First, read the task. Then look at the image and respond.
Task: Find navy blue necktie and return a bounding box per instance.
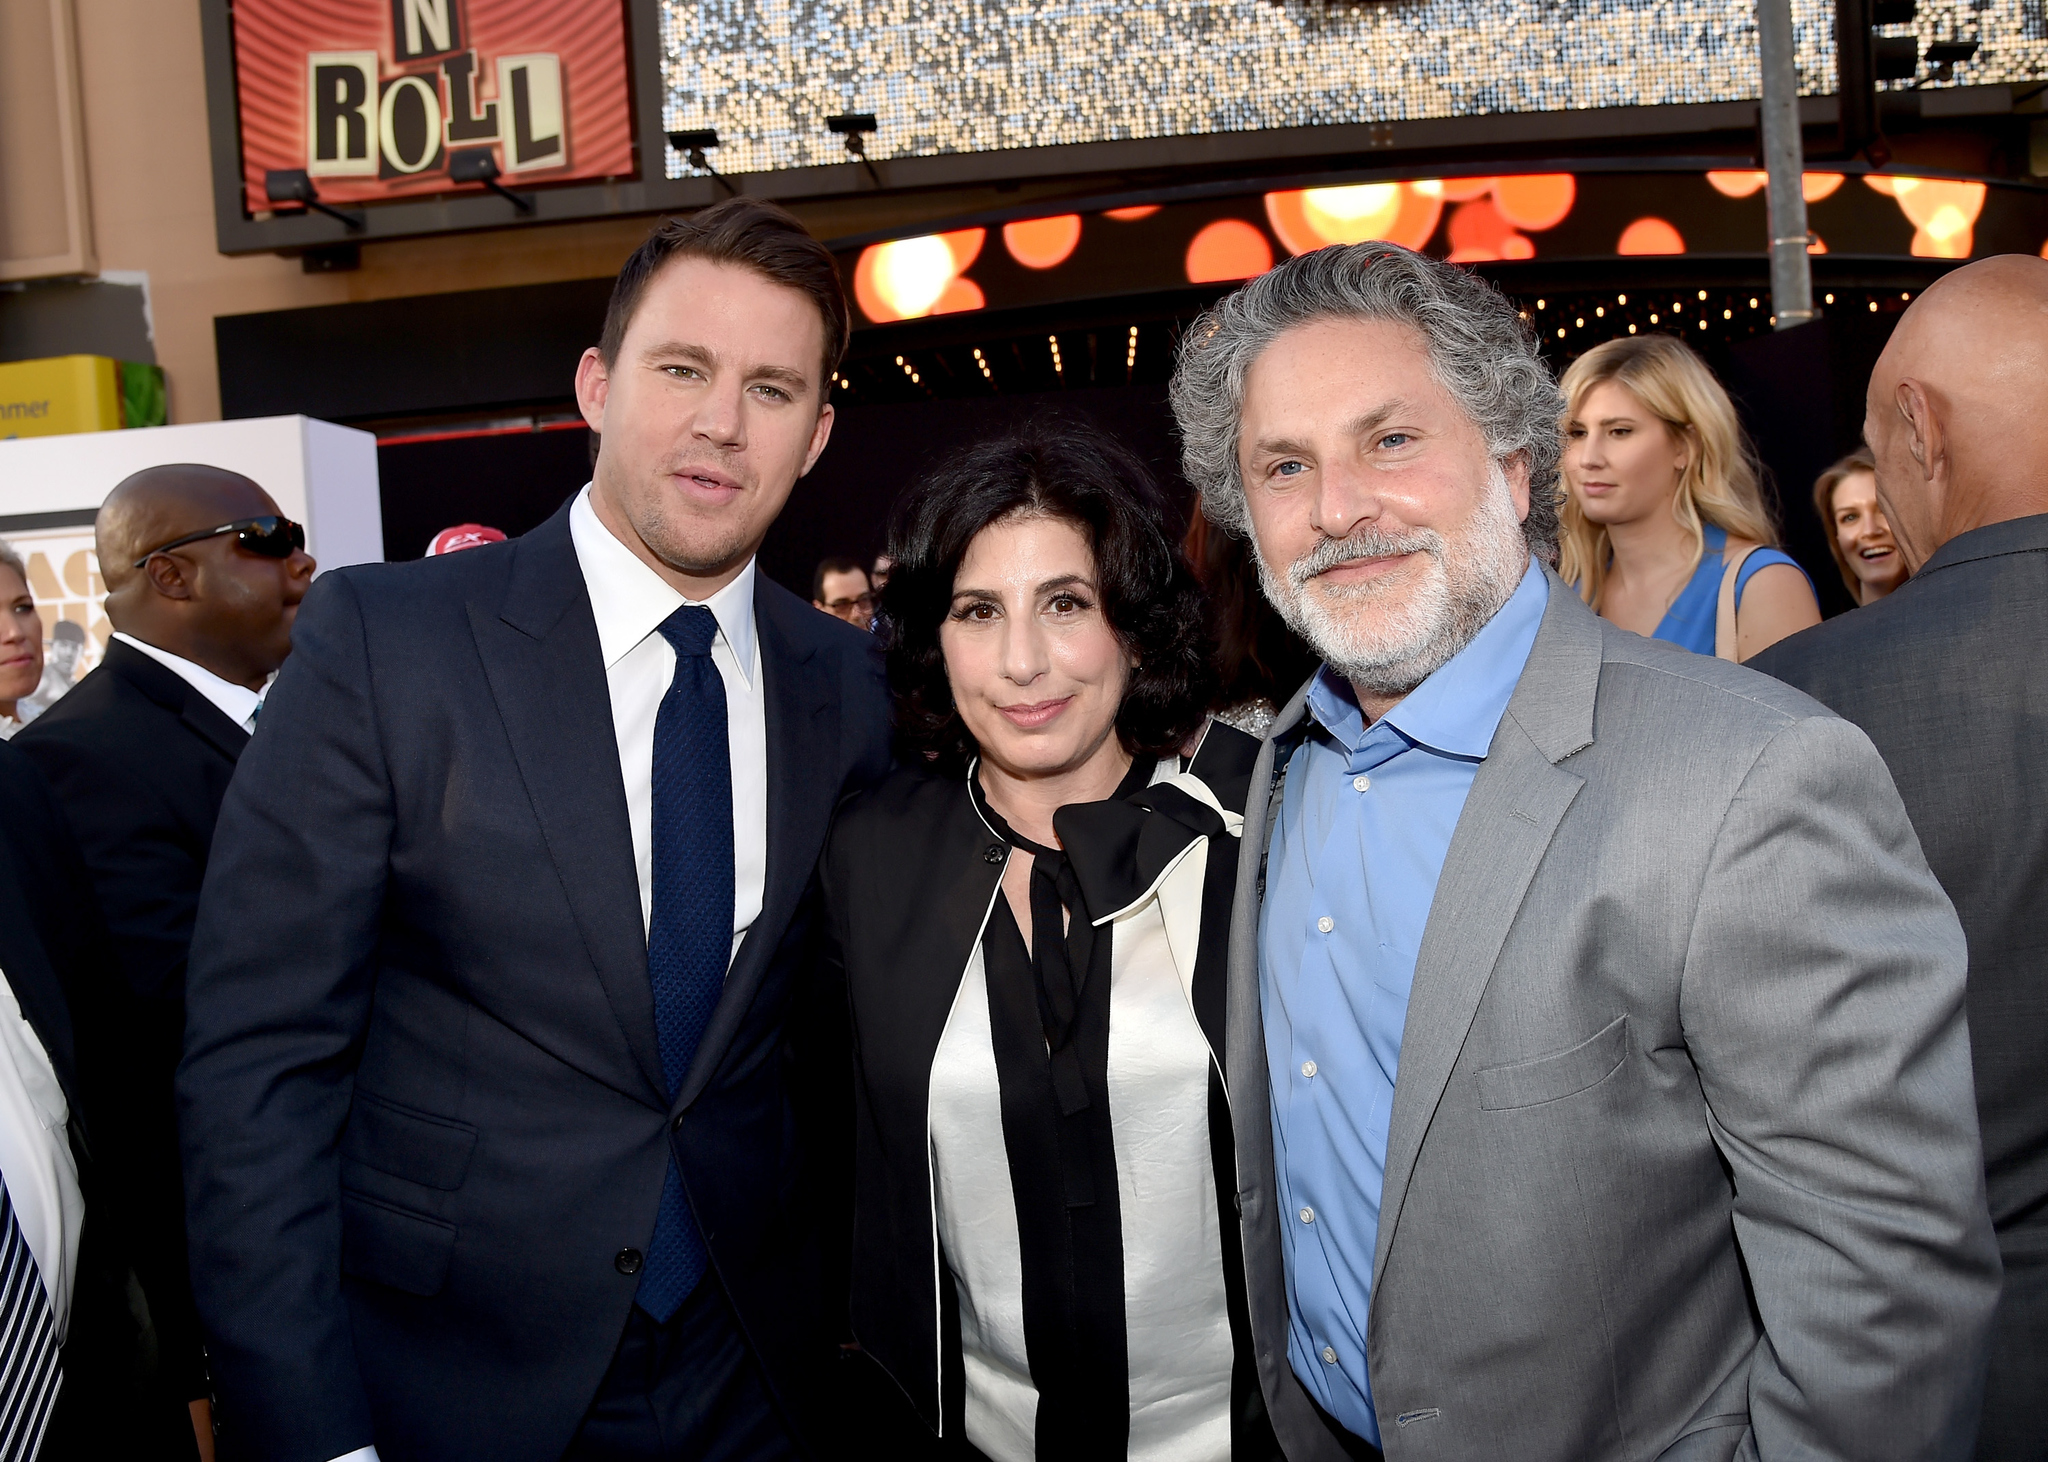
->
[636,604,734,1321]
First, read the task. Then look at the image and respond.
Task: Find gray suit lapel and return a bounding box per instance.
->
[1226,676,1354,1461]
[1369,571,1601,1298]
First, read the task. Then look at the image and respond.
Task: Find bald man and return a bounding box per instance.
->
[17,463,314,1457]
[1753,256,2048,1461]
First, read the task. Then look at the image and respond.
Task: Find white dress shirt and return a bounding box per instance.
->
[322,492,771,1462]
[111,631,265,734]
[0,971,83,1346]
[569,485,767,954]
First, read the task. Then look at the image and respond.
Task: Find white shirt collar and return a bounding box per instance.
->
[110,632,265,731]
[567,485,758,684]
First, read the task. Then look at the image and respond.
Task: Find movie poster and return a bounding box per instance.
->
[231,0,635,214]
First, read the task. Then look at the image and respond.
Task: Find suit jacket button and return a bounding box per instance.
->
[984,844,1005,864]
[671,1112,686,1132]
[615,1248,644,1276]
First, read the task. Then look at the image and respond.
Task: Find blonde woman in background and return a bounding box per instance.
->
[1559,334,1820,660]
[0,542,45,738]
[1812,446,1908,606]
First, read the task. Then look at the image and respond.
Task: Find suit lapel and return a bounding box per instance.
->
[676,577,840,1108]
[102,640,249,763]
[467,510,667,1106]
[1368,573,1601,1298]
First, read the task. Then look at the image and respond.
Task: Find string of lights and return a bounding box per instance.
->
[832,287,1925,404]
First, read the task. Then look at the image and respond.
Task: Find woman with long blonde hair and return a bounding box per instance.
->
[1559,334,1819,660]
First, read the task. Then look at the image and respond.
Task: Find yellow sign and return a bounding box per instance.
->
[0,355,122,439]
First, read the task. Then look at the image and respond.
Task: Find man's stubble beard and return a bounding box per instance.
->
[1252,460,1529,699]
[609,460,761,580]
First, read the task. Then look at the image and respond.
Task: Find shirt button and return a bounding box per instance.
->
[1353,774,1371,792]
[1321,1345,1339,1365]
[1299,1206,1315,1224]
[1317,916,1334,934]
[1301,1060,1317,1078]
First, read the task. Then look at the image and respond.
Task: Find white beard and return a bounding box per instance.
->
[1253,461,1529,698]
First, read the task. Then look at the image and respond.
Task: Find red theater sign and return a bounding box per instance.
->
[229,0,634,213]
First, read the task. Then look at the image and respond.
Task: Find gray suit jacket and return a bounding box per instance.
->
[1229,570,2001,1462]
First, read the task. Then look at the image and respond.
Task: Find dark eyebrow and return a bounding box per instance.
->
[750,363,812,393]
[640,341,812,395]
[948,573,1094,603]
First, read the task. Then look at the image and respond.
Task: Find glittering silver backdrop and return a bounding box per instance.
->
[660,0,2040,179]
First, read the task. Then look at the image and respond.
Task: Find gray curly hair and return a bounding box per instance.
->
[1168,242,1563,561]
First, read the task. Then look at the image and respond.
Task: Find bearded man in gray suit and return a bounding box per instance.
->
[1167,243,2001,1462]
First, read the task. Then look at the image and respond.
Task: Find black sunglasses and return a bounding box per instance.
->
[134,515,306,568]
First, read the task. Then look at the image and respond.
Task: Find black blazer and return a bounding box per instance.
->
[14,635,244,1403]
[176,503,892,1462]
[1751,512,2048,1461]
[820,727,1262,1439]
[0,743,200,1458]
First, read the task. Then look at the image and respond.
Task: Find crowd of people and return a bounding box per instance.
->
[0,196,2038,1462]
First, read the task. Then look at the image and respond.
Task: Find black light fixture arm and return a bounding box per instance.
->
[448,149,535,214]
[826,113,883,187]
[262,169,366,231]
[667,130,738,196]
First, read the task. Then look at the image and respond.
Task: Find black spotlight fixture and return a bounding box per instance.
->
[826,113,882,186]
[448,148,535,213]
[666,129,737,196]
[263,169,365,231]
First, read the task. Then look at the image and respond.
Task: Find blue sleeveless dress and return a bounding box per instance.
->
[1652,524,1811,656]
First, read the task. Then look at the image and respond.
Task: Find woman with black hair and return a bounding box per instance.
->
[821,420,1275,1462]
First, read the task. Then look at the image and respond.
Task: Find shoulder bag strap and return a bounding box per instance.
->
[1713,543,1761,661]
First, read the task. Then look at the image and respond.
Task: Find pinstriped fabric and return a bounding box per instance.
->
[0,1185,59,1461]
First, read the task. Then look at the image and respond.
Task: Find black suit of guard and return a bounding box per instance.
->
[0,742,201,1458]
[176,502,892,1462]
[15,635,248,1412]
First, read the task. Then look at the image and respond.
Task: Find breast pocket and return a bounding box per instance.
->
[341,1090,478,1190]
[1476,1014,1629,1111]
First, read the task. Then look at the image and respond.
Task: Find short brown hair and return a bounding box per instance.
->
[598,198,850,386]
[1811,446,1877,596]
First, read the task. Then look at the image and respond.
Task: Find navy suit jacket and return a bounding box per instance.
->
[177,503,891,1462]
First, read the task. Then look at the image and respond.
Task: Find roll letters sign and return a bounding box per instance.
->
[231,0,633,212]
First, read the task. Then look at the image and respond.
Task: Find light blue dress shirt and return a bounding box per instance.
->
[1260,559,1547,1444]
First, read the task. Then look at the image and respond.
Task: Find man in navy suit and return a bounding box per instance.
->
[177,199,891,1462]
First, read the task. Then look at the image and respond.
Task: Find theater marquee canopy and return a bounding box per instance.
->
[203,0,2047,252]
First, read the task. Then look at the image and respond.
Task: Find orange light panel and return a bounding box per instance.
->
[1003,215,1083,269]
[1444,198,1533,263]
[1437,176,1496,202]
[1802,172,1844,202]
[1186,219,1274,283]
[1264,183,1442,255]
[1706,170,1767,198]
[852,230,985,322]
[1492,174,1575,230]
[1104,205,1160,220]
[1618,217,1685,255]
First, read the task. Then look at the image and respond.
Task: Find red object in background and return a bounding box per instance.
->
[1445,198,1534,263]
[1618,217,1686,255]
[1185,219,1274,283]
[231,0,634,214]
[426,523,508,555]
